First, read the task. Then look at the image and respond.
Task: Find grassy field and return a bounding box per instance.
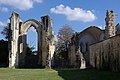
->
[0,68,120,80]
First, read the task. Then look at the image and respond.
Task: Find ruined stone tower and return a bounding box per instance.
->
[105,10,115,39]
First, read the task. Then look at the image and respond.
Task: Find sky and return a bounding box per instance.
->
[0,0,120,50]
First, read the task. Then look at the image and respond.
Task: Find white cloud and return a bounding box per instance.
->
[20,19,23,22]
[0,0,43,10]
[0,7,8,12]
[33,0,43,3]
[97,25,105,29]
[29,27,36,32]
[7,19,10,23]
[97,26,103,29]
[0,19,23,28]
[54,35,58,42]
[50,4,97,22]
[0,21,7,27]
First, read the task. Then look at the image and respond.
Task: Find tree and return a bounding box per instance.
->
[1,26,9,40]
[0,39,9,67]
[57,25,74,60]
[26,44,35,55]
[1,25,36,54]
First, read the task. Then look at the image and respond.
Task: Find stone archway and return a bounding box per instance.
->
[19,19,42,67]
[8,12,55,68]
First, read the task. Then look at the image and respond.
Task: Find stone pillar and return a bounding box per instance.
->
[41,15,49,66]
[105,10,115,39]
[19,33,27,67]
[49,34,55,66]
[41,15,55,67]
[9,12,20,68]
[37,29,42,66]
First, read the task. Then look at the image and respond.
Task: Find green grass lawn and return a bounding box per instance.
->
[0,68,120,80]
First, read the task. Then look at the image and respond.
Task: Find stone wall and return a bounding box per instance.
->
[68,27,103,68]
[68,45,76,67]
[8,12,55,68]
[90,35,120,72]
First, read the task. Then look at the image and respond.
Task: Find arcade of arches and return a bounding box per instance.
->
[8,12,55,68]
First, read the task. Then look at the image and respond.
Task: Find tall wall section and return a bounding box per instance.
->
[105,10,115,39]
[90,35,120,72]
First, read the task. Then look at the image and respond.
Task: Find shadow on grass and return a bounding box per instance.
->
[55,68,120,80]
[18,65,45,69]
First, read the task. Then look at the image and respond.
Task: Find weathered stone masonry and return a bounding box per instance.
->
[68,10,120,71]
[8,12,55,68]
[89,10,120,72]
[90,35,120,71]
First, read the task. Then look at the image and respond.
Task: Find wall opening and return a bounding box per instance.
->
[25,26,38,68]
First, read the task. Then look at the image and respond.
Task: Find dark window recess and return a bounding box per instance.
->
[80,43,83,53]
[46,18,48,32]
[86,43,89,52]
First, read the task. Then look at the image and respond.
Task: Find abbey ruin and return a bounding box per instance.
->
[68,10,120,71]
[8,12,55,68]
[5,10,120,72]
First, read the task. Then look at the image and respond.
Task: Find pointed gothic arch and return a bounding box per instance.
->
[19,19,42,67]
[8,12,55,68]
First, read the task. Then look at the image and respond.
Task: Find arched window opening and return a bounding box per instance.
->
[25,26,38,67]
[27,26,38,55]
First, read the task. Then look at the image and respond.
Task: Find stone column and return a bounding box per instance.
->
[41,15,50,67]
[105,10,115,39]
[37,29,42,66]
[9,12,20,68]
[19,33,27,67]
